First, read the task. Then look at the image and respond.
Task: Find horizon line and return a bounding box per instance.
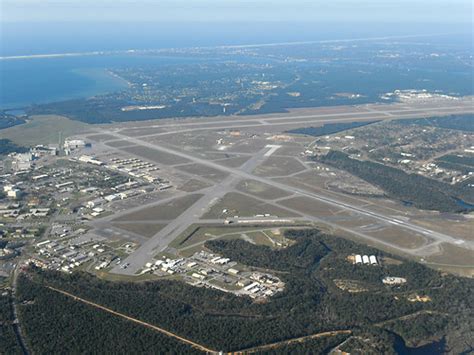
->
[0,32,460,61]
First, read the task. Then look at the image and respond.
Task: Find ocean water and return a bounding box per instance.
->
[1,23,471,110]
[0,54,206,109]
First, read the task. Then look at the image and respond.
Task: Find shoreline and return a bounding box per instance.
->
[0,32,456,61]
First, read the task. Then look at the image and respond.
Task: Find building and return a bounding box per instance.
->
[355,254,362,264]
[369,255,378,265]
[64,139,86,149]
[228,268,239,275]
[7,189,21,199]
[382,277,407,285]
[78,155,104,166]
[362,255,370,264]
[11,153,33,171]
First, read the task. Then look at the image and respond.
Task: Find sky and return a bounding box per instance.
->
[1,0,472,24]
[0,0,472,56]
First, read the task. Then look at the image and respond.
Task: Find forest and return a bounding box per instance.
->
[435,154,474,175]
[286,121,378,137]
[0,293,22,354]
[14,229,474,354]
[316,150,474,212]
[397,114,474,132]
[0,139,28,155]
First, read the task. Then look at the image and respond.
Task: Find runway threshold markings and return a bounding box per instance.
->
[264,145,282,157]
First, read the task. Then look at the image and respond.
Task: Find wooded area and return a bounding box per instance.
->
[14,229,474,353]
[316,151,473,212]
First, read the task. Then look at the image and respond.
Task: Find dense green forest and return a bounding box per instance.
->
[315,150,474,212]
[286,121,378,137]
[27,98,221,124]
[0,139,28,155]
[397,114,474,132]
[15,229,474,354]
[16,277,200,354]
[253,334,349,354]
[384,313,449,347]
[0,294,22,355]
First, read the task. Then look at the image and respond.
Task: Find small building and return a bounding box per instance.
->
[192,273,205,280]
[355,255,362,264]
[369,255,378,265]
[382,276,407,285]
[228,268,239,275]
[243,282,260,291]
[362,255,370,264]
[65,139,86,149]
[7,189,21,199]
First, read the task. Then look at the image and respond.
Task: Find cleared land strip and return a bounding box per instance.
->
[232,330,352,354]
[45,286,216,354]
[46,284,352,354]
[374,309,447,327]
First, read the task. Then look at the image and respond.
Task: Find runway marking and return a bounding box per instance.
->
[264,145,282,157]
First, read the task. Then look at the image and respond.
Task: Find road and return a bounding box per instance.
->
[91,98,474,275]
[111,144,287,274]
[45,285,216,353]
[45,283,353,354]
[109,101,474,140]
[11,263,30,355]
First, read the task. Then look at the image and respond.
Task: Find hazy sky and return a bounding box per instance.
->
[2,0,472,24]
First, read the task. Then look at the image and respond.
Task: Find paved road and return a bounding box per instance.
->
[111,101,474,140]
[111,145,286,274]
[100,99,474,275]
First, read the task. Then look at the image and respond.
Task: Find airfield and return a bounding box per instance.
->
[73,96,474,276]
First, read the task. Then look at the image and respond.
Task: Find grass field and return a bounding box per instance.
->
[86,133,117,142]
[176,179,212,192]
[202,192,301,219]
[121,145,190,165]
[111,222,166,238]
[279,196,342,217]
[236,179,292,200]
[175,163,229,182]
[173,225,297,253]
[0,115,91,146]
[115,194,203,221]
[253,156,307,177]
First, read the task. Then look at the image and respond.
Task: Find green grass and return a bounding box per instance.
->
[0,115,91,146]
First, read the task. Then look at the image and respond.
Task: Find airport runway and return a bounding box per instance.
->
[109,100,474,140]
[95,98,474,275]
